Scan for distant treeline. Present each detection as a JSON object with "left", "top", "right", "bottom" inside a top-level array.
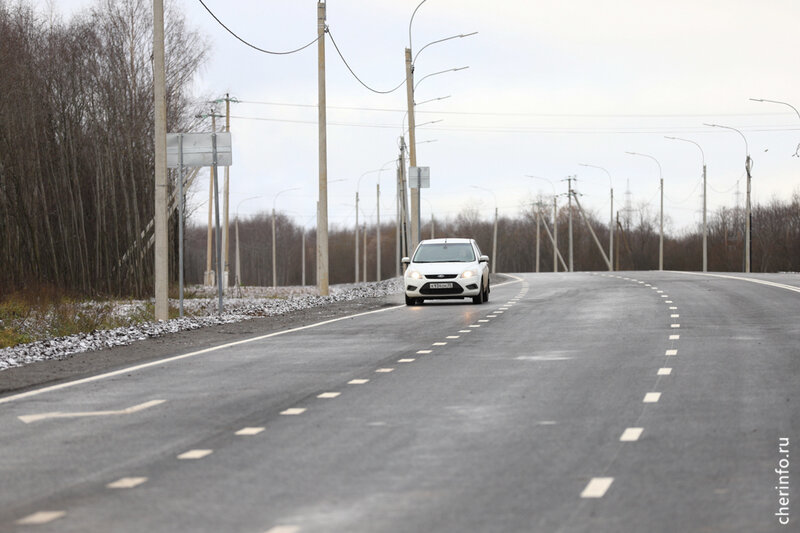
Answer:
[
  {"left": 1, "top": 1, "right": 798, "bottom": 301},
  {"left": 184, "top": 193, "right": 800, "bottom": 287},
  {"left": 0, "top": 0, "right": 205, "bottom": 297}
]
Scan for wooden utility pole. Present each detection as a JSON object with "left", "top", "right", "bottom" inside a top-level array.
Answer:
[
  {"left": 152, "top": 0, "right": 168, "bottom": 321},
  {"left": 316, "top": 1, "right": 329, "bottom": 295}
]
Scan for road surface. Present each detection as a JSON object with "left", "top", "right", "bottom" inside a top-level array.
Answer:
[{"left": 0, "top": 271, "right": 797, "bottom": 532}]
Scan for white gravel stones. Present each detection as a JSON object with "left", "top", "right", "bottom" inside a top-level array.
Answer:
[{"left": 0, "top": 279, "right": 402, "bottom": 372}]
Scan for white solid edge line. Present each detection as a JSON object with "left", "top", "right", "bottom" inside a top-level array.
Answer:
[
  {"left": 667, "top": 270, "right": 800, "bottom": 294},
  {"left": 0, "top": 304, "right": 406, "bottom": 405}
]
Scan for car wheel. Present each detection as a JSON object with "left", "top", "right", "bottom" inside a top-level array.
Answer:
[
  {"left": 472, "top": 279, "right": 485, "bottom": 304},
  {"left": 405, "top": 295, "right": 422, "bottom": 306}
]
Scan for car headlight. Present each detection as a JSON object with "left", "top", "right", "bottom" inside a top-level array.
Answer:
[
  {"left": 406, "top": 270, "right": 422, "bottom": 280},
  {"left": 461, "top": 270, "right": 475, "bottom": 278}
]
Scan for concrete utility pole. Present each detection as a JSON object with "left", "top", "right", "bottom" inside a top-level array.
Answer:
[
  {"left": 665, "top": 136, "right": 707, "bottom": 272},
  {"left": 222, "top": 94, "right": 232, "bottom": 288},
  {"left": 317, "top": 1, "right": 329, "bottom": 295},
  {"left": 535, "top": 203, "right": 540, "bottom": 273},
  {"left": 405, "top": 47, "right": 419, "bottom": 250},
  {"left": 573, "top": 193, "right": 613, "bottom": 270},
  {"left": 376, "top": 182, "right": 381, "bottom": 281},
  {"left": 362, "top": 222, "right": 367, "bottom": 282},
  {"left": 152, "top": 0, "right": 168, "bottom": 321},
  {"left": 354, "top": 191, "right": 360, "bottom": 282},
  {"left": 553, "top": 196, "right": 558, "bottom": 272},
  {"left": 626, "top": 152, "right": 664, "bottom": 270}
]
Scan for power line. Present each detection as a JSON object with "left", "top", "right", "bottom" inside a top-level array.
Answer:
[
  {"left": 229, "top": 115, "right": 799, "bottom": 135},
  {"left": 236, "top": 99, "right": 795, "bottom": 119},
  {"left": 197, "top": 0, "right": 320, "bottom": 55},
  {"left": 325, "top": 28, "right": 407, "bottom": 95}
]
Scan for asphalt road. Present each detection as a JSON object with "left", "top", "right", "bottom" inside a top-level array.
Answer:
[{"left": 0, "top": 271, "right": 797, "bottom": 533}]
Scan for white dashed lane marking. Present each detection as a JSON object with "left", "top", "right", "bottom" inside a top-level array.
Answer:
[
  {"left": 375, "top": 368, "right": 394, "bottom": 373},
  {"left": 671, "top": 314, "right": 680, "bottom": 318},
  {"left": 348, "top": 379, "right": 369, "bottom": 385},
  {"left": 469, "top": 325, "right": 481, "bottom": 328},
  {"left": 236, "top": 427, "right": 265, "bottom": 436},
  {"left": 671, "top": 324, "right": 681, "bottom": 328},
  {"left": 432, "top": 342, "right": 447, "bottom": 346},
  {"left": 669, "top": 306, "right": 678, "bottom": 310},
  {"left": 665, "top": 349, "right": 678, "bottom": 356},
  {"left": 620, "top": 428, "right": 644, "bottom": 442},
  {"left": 658, "top": 368, "right": 673, "bottom": 376},
  {"left": 107, "top": 477, "right": 148, "bottom": 489},
  {"left": 264, "top": 526, "right": 301, "bottom": 533},
  {"left": 16, "top": 511, "right": 66, "bottom": 525},
  {"left": 317, "top": 392, "right": 341, "bottom": 399},
  {"left": 643, "top": 392, "right": 662, "bottom": 403},
  {"left": 446, "top": 336, "right": 460, "bottom": 339},
  {"left": 479, "top": 320, "right": 489, "bottom": 323},
  {"left": 177, "top": 449, "right": 213, "bottom": 460},
  {"left": 280, "top": 408, "right": 307, "bottom": 415},
  {"left": 669, "top": 335, "right": 680, "bottom": 340},
  {"left": 580, "top": 477, "right": 614, "bottom": 498},
  {"left": 398, "top": 359, "right": 415, "bottom": 363},
  {"left": 417, "top": 350, "right": 432, "bottom": 354}
]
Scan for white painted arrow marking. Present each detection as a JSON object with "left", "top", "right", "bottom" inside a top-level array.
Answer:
[{"left": 18, "top": 399, "right": 166, "bottom": 424}]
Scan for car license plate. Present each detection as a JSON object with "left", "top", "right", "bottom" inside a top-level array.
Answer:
[{"left": 429, "top": 282, "right": 453, "bottom": 289}]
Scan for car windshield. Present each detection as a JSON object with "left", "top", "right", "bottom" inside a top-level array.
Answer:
[{"left": 413, "top": 243, "right": 475, "bottom": 263}]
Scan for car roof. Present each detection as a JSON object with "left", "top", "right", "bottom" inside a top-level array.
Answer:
[{"left": 418, "top": 238, "right": 473, "bottom": 245}]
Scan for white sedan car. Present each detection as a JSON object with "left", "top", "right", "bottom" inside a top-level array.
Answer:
[{"left": 402, "top": 238, "right": 490, "bottom": 306}]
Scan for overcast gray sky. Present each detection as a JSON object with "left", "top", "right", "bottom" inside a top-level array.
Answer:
[{"left": 50, "top": 0, "right": 800, "bottom": 233}]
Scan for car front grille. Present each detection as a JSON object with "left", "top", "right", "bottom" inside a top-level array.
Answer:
[
  {"left": 420, "top": 282, "right": 464, "bottom": 295},
  {"left": 424, "top": 274, "right": 458, "bottom": 279}
]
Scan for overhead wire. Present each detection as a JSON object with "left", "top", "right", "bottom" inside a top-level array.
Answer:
[
  {"left": 325, "top": 28, "right": 408, "bottom": 95},
  {"left": 197, "top": 0, "right": 320, "bottom": 55}
]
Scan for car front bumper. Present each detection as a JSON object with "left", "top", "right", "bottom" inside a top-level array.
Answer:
[{"left": 404, "top": 277, "right": 481, "bottom": 299}]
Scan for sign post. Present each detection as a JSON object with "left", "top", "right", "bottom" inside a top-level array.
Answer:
[
  {"left": 409, "top": 166, "right": 430, "bottom": 246},
  {"left": 167, "top": 132, "right": 232, "bottom": 315}
]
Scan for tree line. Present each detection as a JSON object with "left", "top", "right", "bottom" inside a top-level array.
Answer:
[
  {"left": 184, "top": 192, "right": 800, "bottom": 287},
  {"left": 0, "top": 0, "right": 205, "bottom": 297}
]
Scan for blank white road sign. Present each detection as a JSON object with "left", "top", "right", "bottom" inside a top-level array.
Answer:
[{"left": 167, "top": 132, "right": 232, "bottom": 168}]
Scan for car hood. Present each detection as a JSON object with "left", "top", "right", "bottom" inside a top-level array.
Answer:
[{"left": 407, "top": 261, "right": 477, "bottom": 275}]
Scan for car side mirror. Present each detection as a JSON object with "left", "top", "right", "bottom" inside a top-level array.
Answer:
[
  {"left": 479, "top": 255, "right": 489, "bottom": 263},
  {"left": 401, "top": 257, "right": 411, "bottom": 265}
]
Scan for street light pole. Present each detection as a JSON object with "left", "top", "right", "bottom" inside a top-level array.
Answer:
[
  {"left": 750, "top": 98, "right": 800, "bottom": 156},
  {"left": 579, "top": 164, "right": 614, "bottom": 271},
  {"left": 626, "top": 152, "right": 664, "bottom": 270},
  {"left": 562, "top": 176, "right": 576, "bottom": 272},
  {"left": 665, "top": 136, "right": 707, "bottom": 272},
  {"left": 472, "top": 186, "right": 498, "bottom": 273},
  {"left": 704, "top": 123, "right": 752, "bottom": 273}
]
